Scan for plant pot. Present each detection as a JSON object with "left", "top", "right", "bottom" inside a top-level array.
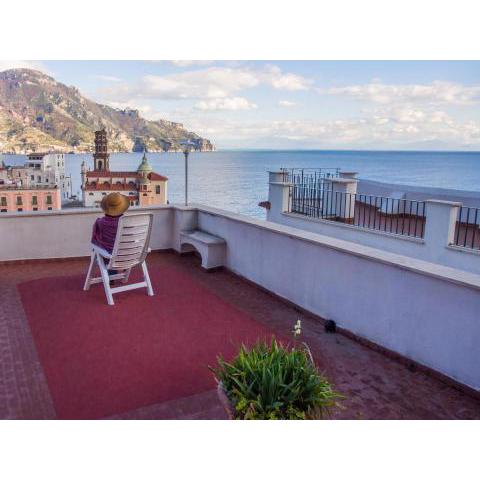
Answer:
[{"left": 216, "top": 382, "right": 235, "bottom": 419}]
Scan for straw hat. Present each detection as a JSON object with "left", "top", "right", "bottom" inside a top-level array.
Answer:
[{"left": 100, "top": 192, "right": 130, "bottom": 216}]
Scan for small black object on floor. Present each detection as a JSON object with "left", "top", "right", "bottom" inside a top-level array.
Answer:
[{"left": 324, "top": 319, "right": 336, "bottom": 333}]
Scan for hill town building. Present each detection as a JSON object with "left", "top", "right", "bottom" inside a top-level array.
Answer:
[
  {"left": 0, "top": 153, "right": 67, "bottom": 213},
  {"left": 0, "top": 152, "right": 71, "bottom": 201},
  {"left": 81, "top": 129, "right": 168, "bottom": 208},
  {"left": 0, "top": 184, "right": 61, "bottom": 213}
]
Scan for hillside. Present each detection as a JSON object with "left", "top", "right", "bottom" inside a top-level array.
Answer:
[{"left": 0, "top": 68, "right": 214, "bottom": 153}]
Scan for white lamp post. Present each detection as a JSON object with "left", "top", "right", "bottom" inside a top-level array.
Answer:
[{"left": 180, "top": 141, "right": 195, "bottom": 206}]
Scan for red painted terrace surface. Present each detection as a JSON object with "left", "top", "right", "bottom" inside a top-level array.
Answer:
[{"left": 1, "top": 251, "right": 480, "bottom": 420}]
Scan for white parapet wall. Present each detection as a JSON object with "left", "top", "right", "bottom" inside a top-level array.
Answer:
[
  {"left": 0, "top": 205, "right": 173, "bottom": 261},
  {"left": 195, "top": 204, "right": 480, "bottom": 391},
  {"left": 267, "top": 178, "right": 480, "bottom": 275},
  {"left": 1, "top": 203, "right": 479, "bottom": 390},
  {"left": 358, "top": 178, "right": 480, "bottom": 211}
]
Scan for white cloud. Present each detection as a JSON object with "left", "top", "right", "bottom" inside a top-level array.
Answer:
[
  {"left": 278, "top": 100, "right": 297, "bottom": 107},
  {"left": 322, "top": 81, "right": 480, "bottom": 105},
  {"left": 169, "top": 60, "right": 215, "bottom": 67},
  {"left": 262, "top": 65, "right": 312, "bottom": 91},
  {"left": 90, "top": 74, "right": 122, "bottom": 82},
  {"left": 173, "top": 106, "right": 480, "bottom": 148},
  {"left": 99, "top": 65, "right": 312, "bottom": 102},
  {"left": 141, "top": 68, "right": 259, "bottom": 99},
  {"left": 91, "top": 64, "right": 479, "bottom": 149},
  {"left": 194, "top": 97, "right": 258, "bottom": 111}
]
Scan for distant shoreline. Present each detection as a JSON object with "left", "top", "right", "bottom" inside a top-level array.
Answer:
[{"left": 2, "top": 148, "right": 480, "bottom": 155}]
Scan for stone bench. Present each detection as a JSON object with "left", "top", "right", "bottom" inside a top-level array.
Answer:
[{"left": 179, "top": 230, "right": 226, "bottom": 270}]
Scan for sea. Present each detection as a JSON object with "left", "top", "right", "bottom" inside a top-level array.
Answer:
[{"left": 3, "top": 150, "right": 480, "bottom": 219}]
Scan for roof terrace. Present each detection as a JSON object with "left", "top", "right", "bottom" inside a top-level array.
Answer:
[{"left": 1, "top": 204, "right": 479, "bottom": 419}]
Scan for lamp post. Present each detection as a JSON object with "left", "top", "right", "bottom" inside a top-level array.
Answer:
[{"left": 180, "top": 141, "right": 195, "bottom": 206}]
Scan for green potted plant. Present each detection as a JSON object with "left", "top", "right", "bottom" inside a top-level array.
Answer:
[{"left": 210, "top": 321, "right": 342, "bottom": 420}]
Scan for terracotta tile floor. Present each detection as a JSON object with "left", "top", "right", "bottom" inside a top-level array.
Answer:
[{"left": 1, "top": 251, "right": 479, "bottom": 420}]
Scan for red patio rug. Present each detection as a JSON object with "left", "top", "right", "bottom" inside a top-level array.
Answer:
[{"left": 18, "top": 265, "right": 274, "bottom": 419}]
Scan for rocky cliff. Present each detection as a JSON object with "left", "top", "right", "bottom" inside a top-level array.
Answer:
[{"left": 0, "top": 68, "right": 215, "bottom": 153}]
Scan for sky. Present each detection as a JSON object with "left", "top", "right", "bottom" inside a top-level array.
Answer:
[{"left": 2, "top": 60, "right": 480, "bottom": 150}]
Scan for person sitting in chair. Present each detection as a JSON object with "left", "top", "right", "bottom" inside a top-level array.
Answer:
[{"left": 91, "top": 192, "right": 130, "bottom": 254}]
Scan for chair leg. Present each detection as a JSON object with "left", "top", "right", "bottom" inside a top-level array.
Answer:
[
  {"left": 141, "top": 261, "right": 154, "bottom": 296},
  {"left": 98, "top": 253, "right": 114, "bottom": 305},
  {"left": 83, "top": 251, "right": 96, "bottom": 291},
  {"left": 122, "top": 267, "right": 132, "bottom": 284}
]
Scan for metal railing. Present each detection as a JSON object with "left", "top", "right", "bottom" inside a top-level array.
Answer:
[
  {"left": 280, "top": 167, "right": 340, "bottom": 184},
  {"left": 289, "top": 184, "right": 426, "bottom": 238},
  {"left": 454, "top": 206, "right": 480, "bottom": 250}
]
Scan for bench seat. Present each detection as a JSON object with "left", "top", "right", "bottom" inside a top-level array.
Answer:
[{"left": 179, "top": 230, "right": 226, "bottom": 270}]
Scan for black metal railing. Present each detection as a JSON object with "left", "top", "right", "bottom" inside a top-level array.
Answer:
[
  {"left": 289, "top": 184, "right": 426, "bottom": 238},
  {"left": 454, "top": 206, "right": 480, "bottom": 250},
  {"left": 280, "top": 167, "right": 340, "bottom": 184}
]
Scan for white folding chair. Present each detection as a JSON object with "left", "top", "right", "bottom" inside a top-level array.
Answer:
[{"left": 83, "top": 213, "right": 154, "bottom": 306}]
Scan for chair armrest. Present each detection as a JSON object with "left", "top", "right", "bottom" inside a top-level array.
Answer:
[{"left": 91, "top": 243, "right": 112, "bottom": 259}]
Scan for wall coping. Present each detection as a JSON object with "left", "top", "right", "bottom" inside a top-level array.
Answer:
[
  {"left": 359, "top": 178, "right": 480, "bottom": 199},
  {"left": 0, "top": 204, "right": 173, "bottom": 219},
  {"left": 327, "top": 177, "right": 358, "bottom": 185},
  {"left": 269, "top": 181, "right": 293, "bottom": 187},
  {"left": 425, "top": 199, "right": 462, "bottom": 207},
  {"left": 447, "top": 244, "right": 480, "bottom": 257}
]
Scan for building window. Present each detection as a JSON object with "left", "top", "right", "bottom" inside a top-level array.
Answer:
[
  {"left": 0, "top": 197, "right": 6, "bottom": 207},
  {"left": 47, "top": 207, "right": 52, "bottom": 211},
  {"left": 89, "top": 193, "right": 94, "bottom": 196},
  {"left": 143, "top": 185, "right": 147, "bottom": 191},
  {"left": 37, "top": 176, "right": 41, "bottom": 182},
  {"left": 31, "top": 175, "right": 34, "bottom": 180},
  {"left": 17, "top": 208, "right": 23, "bottom": 212},
  {"left": 16, "top": 196, "right": 23, "bottom": 206},
  {"left": 46, "top": 195, "right": 52, "bottom": 205},
  {"left": 33, "top": 207, "right": 38, "bottom": 211},
  {"left": 1, "top": 209, "right": 7, "bottom": 213},
  {"left": 155, "top": 185, "right": 161, "bottom": 194},
  {"left": 102, "top": 192, "right": 107, "bottom": 196},
  {"left": 143, "top": 193, "right": 147, "bottom": 197},
  {"left": 32, "top": 196, "right": 38, "bottom": 205}
]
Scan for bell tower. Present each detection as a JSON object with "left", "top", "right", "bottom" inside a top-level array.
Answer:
[{"left": 93, "top": 128, "right": 110, "bottom": 171}]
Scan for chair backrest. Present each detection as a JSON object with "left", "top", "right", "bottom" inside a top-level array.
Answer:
[{"left": 108, "top": 213, "right": 153, "bottom": 270}]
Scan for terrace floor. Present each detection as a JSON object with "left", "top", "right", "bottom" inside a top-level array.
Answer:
[{"left": 1, "top": 251, "right": 480, "bottom": 420}]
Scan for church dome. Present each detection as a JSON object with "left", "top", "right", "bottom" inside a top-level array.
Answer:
[{"left": 137, "top": 151, "right": 153, "bottom": 175}]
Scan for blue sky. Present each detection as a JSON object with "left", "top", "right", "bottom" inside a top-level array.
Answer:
[{"left": 3, "top": 60, "right": 480, "bottom": 150}]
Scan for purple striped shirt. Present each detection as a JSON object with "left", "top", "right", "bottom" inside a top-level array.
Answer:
[{"left": 91, "top": 215, "right": 122, "bottom": 253}]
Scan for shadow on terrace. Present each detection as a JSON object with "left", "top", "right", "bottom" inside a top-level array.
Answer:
[{"left": 1, "top": 205, "right": 480, "bottom": 419}]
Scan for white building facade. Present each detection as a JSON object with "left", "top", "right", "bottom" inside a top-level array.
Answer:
[{"left": 24, "top": 153, "right": 72, "bottom": 201}]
